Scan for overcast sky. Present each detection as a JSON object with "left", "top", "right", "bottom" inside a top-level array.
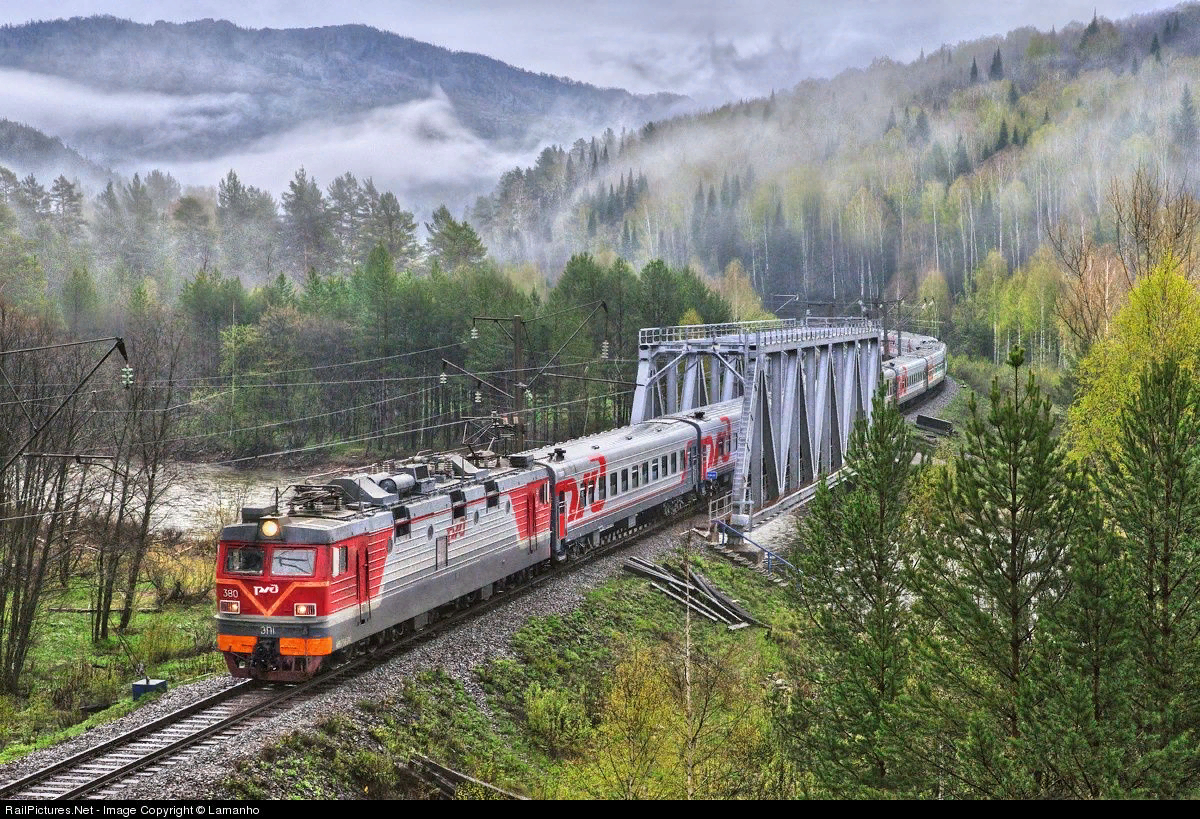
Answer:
[{"left": 0, "top": 1, "right": 1179, "bottom": 103}]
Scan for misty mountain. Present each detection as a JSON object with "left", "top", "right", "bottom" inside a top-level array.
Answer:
[
  {"left": 0, "top": 118, "right": 113, "bottom": 188},
  {"left": 470, "top": 4, "right": 1200, "bottom": 299},
  {"left": 0, "top": 16, "right": 687, "bottom": 169}
]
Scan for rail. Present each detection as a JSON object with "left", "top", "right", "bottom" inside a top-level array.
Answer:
[{"left": 710, "top": 519, "right": 799, "bottom": 585}]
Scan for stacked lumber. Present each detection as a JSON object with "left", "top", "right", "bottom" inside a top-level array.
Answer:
[{"left": 623, "top": 557, "right": 763, "bottom": 630}]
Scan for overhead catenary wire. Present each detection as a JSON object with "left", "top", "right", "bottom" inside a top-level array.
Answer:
[{"left": 211, "top": 389, "right": 635, "bottom": 465}]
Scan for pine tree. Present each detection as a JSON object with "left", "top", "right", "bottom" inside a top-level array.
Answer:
[
  {"left": 424, "top": 205, "right": 486, "bottom": 271},
  {"left": 1023, "top": 484, "right": 1137, "bottom": 798},
  {"left": 1174, "top": 85, "right": 1198, "bottom": 149},
  {"left": 1151, "top": 33, "right": 1162, "bottom": 63},
  {"left": 1099, "top": 356, "right": 1200, "bottom": 796},
  {"left": 1008, "top": 80, "right": 1019, "bottom": 106},
  {"left": 785, "top": 387, "right": 924, "bottom": 796},
  {"left": 970, "top": 57, "right": 980, "bottom": 83},
  {"left": 953, "top": 136, "right": 972, "bottom": 177},
  {"left": 914, "top": 348, "right": 1082, "bottom": 797},
  {"left": 989, "top": 48, "right": 1004, "bottom": 81},
  {"left": 996, "top": 119, "right": 1010, "bottom": 152}
]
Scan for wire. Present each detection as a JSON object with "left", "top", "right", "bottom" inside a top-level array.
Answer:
[{"left": 212, "top": 389, "right": 634, "bottom": 465}]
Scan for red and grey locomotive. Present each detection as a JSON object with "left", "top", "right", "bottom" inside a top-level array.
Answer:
[{"left": 215, "top": 400, "right": 740, "bottom": 681}]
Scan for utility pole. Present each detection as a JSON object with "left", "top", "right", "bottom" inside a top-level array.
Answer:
[
  {"left": 512, "top": 315, "right": 524, "bottom": 451},
  {"left": 473, "top": 314, "right": 527, "bottom": 451}
]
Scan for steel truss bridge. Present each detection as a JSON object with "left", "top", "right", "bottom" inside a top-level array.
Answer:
[{"left": 630, "top": 317, "right": 882, "bottom": 529}]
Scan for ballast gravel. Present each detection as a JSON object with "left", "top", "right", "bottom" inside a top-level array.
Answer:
[
  {"left": 2, "top": 383, "right": 958, "bottom": 800},
  {"left": 0, "top": 520, "right": 712, "bottom": 801}
]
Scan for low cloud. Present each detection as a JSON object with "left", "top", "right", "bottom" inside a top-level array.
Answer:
[
  {"left": 160, "top": 90, "right": 539, "bottom": 212},
  {"left": 0, "top": 68, "right": 543, "bottom": 212}
]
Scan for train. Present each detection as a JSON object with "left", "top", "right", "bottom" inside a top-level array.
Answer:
[{"left": 215, "top": 332, "right": 945, "bottom": 682}]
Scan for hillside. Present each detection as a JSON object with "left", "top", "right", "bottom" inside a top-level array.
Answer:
[
  {"left": 0, "top": 118, "right": 113, "bottom": 188},
  {"left": 469, "top": 6, "right": 1200, "bottom": 312},
  {"left": 0, "top": 16, "right": 686, "bottom": 166}
]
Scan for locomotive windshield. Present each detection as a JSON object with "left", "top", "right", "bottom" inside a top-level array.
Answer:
[
  {"left": 271, "top": 548, "right": 316, "bottom": 576},
  {"left": 224, "top": 546, "right": 265, "bottom": 575}
]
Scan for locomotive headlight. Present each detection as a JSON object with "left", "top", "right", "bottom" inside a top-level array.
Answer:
[
  {"left": 294, "top": 603, "right": 316, "bottom": 617},
  {"left": 219, "top": 600, "right": 240, "bottom": 614},
  {"left": 259, "top": 518, "right": 281, "bottom": 538}
]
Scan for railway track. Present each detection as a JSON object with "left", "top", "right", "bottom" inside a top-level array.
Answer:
[{"left": 0, "top": 500, "right": 706, "bottom": 801}]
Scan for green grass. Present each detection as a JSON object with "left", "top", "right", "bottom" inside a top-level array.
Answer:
[
  {"left": 0, "top": 572, "right": 222, "bottom": 760},
  {"left": 221, "top": 541, "right": 800, "bottom": 799}
]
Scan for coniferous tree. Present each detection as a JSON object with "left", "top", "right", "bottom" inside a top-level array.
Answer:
[
  {"left": 989, "top": 48, "right": 1004, "bottom": 81},
  {"left": 1174, "top": 86, "right": 1198, "bottom": 149},
  {"left": 785, "top": 387, "right": 925, "bottom": 796},
  {"left": 1151, "top": 34, "right": 1162, "bottom": 63},
  {"left": 424, "top": 205, "right": 486, "bottom": 271},
  {"left": 1099, "top": 356, "right": 1200, "bottom": 796},
  {"left": 1023, "top": 484, "right": 1137, "bottom": 798},
  {"left": 970, "top": 57, "right": 980, "bottom": 83},
  {"left": 953, "top": 136, "right": 972, "bottom": 177},
  {"left": 914, "top": 348, "right": 1082, "bottom": 797}
]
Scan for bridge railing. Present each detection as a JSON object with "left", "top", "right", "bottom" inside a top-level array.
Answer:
[
  {"left": 711, "top": 519, "right": 800, "bottom": 585},
  {"left": 639, "top": 317, "right": 880, "bottom": 347}
]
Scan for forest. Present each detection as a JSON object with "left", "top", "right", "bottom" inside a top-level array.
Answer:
[{"left": 1, "top": 4, "right": 1200, "bottom": 799}]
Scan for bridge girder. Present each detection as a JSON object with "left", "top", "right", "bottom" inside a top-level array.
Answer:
[{"left": 630, "top": 318, "right": 882, "bottom": 528}]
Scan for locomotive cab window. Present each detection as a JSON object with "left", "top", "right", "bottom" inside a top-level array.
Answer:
[
  {"left": 271, "top": 548, "right": 315, "bottom": 576},
  {"left": 332, "top": 546, "right": 348, "bottom": 577},
  {"left": 224, "top": 546, "right": 264, "bottom": 575}
]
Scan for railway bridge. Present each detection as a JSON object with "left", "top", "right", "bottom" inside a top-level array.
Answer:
[{"left": 630, "top": 317, "right": 882, "bottom": 529}]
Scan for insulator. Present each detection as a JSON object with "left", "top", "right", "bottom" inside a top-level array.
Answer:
[
  {"left": 470, "top": 326, "right": 479, "bottom": 340},
  {"left": 121, "top": 366, "right": 134, "bottom": 389},
  {"left": 600, "top": 340, "right": 610, "bottom": 360},
  {"left": 439, "top": 372, "right": 448, "bottom": 385},
  {"left": 474, "top": 389, "right": 482, "bottom": 404}
]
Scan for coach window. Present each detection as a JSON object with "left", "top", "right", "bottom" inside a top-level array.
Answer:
[
  {"left": 621, "top": 469, "right": 629, "bottom": 493},
  {"left": 598, "top": 477, "right": 606, "bottom": 500},
  {"left": 587, "top": 481, "right": 596, "bottom": 505},
  {"left": 651, "top": 460, "right": 659, "bottom": 481},
  {"left": 670, "top": 452, "right": 677, "bottom": 474},
  {"left": 642, "top": 462, "right": 649, "bottom": 485},
  {"left": 661, "top": 455, "right": 668, "bottom": 476},
  {"left": 631, "top": 465, "right": 640, "bottom": 489},
  {"left": 611, "top": 473, "right": 619, "bottom": 496}
]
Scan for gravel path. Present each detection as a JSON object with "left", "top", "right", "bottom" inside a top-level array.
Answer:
[{"left": 0, "top": 519, "right": 707, "bottom": 800}]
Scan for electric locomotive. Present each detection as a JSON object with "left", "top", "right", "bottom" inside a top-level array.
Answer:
[{"left": 215, "top": 401, "right": 740, "bottom": 681}]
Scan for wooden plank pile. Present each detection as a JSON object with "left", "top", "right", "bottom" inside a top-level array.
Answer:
[{"left": 623, "top": 556, "right": 763, "bottom": 630}]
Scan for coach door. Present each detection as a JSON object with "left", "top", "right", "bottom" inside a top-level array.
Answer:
[
  {"left": 525, "top": 488, "right": 539, "bottom": 554},
  {"left": 356, "top": 546, "right": 371, "bottom": 624}
]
